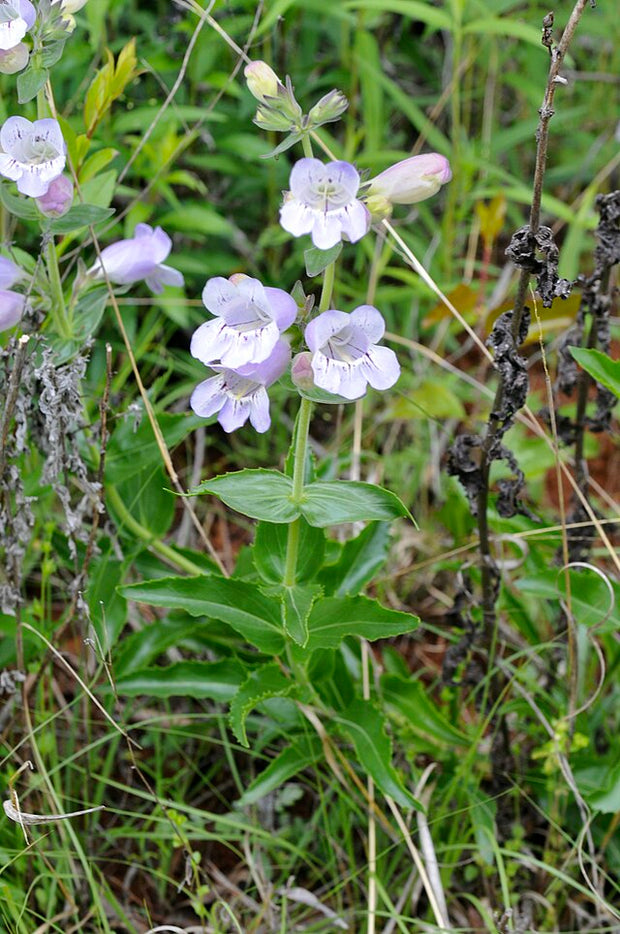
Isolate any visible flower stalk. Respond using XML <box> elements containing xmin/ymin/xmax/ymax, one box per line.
<box><xmin>283</xmin><ymin>396</ymin><xmax>313</xmax><ymax>588</ymax></box>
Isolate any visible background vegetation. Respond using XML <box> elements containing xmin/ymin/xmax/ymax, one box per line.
<box><xmin>0</xmin><ymin>0</ymin><xmax>618</xmax><ymax>931</ymax></box>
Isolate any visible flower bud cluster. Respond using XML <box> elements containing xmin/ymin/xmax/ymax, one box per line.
<box><xmin>244</xmin><ymin>60</ymin><xmax>349</xmax><ymax>144</ymax></box>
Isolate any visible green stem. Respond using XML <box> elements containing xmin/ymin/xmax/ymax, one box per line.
<box><xmin>44</xmin><ymin>238</ymin><xmax>72</xmax><ymax>340</ymax></box>
<box><xmin>301</xmin><ymin>134</ymin><xmax>314</xmax><ymax>158</ymax></box>
<box><xmin>283</xmin><ymin>397</ymin><xmax>314</xmax><ymax>587</ymax></box>
<box><xmin>106</xmin><ymin>485</ymin><xmax>206</xmax><ymax>576</ymax></box>
<box><xmin>319</xmin><ymin>260</ymin><xmax>335</xmax><ymax>312</ymax></box>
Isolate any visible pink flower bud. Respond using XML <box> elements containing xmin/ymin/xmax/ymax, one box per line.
<box><xmin>36</xmin><ymin>174</ymin><xmax>73</xmax><ymax>217</ymax></box>
<box><xmin>366</xmin><ymin>153</ymin><xmax>452</xmax><ymax>207</ymax></box>
<box><xmin>291</xmin><ymin>352</ymin><xmax>316</xmax><ymax>392</ymax></box>
<box><xmin>244</xmin><ymin>61</ymin><xmax>283</xmax><ymax>104</ymax></box>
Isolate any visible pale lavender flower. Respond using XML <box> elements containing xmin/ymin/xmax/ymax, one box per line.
<box><xmin>52</xmin><ymin>0</ymin><xmax>88</xmax><ymax>11</ymax></box>
<box><xmin>365</xmin><ymin>153</ymin><xmax>452</xmax><ymax>214</ymax></box>
<box><xmin>190</xmin><ymin>339</ymin><xmax>290</xmax><ymax>434</ymax></box>
<box><xmin>0</xmin><ymin>0</ymin><xmax>35</xmax><ymax>51</ymax></box>
<box><xmin>280</xmin><ymin>158</ymin><xmax>370</xmax><ymax>250</ymax></box>
<box><xmin>87</xmin><ymin>223</ymin><xmax>184</xmax><ymax>293</ymax></box>
<box><xmin>0</xmin><ymin>290</ymin><xmax>25</xmax><ymax>331</ymax></box>
<box><xmin>0</xmin><ymin>41</ymin><xmax>28</xmax><ymax>73</ymax></box>
<box><xmin>36</xmin><ymin>174</ymin><xmax>73</xmax><ymax>217</ymax></box>
<box><xmin>305</xmin><ymin>305</ymin><xmax>400</xmax><ymax>400</ymax></box>
<box><xmin>191</xmin><ymin>274</ymin><xmax>297</xmax><ymax>369</ymax></box>
<box><xmin>0</xmin><ymin>117</ymin><xmax>66</xmax><ymax>197</ymax></box>
<box><xmin>0</xmin><ymin>256</ymin><xmax>22</xmax><ymax>289</ymax></box>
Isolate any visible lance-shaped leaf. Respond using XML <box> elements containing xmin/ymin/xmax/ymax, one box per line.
<box><xmin>238</xmin><ymin>735</ymin><xmax>323</xmax><ymax>806</ymax></box>
<box><xmin>318</xmin><ymin>522</ymin><xmax>391</xmax><ymax>596</ymax></box>
<box><xmin>116</xmin><ymin>659</ymin><xmax>244</xmax><ymax>701</ymax></box>
<box><xmin>192</xmin><ymin>469</ymin><xmax>299</xmax><ymax>523</ymax></box>
<box><xmin>121</xmin><ymin>576</ymin><xmax>285</xmax><ymax>654</ymax></box>
<box><xmin>336</xmin><ymin>699</ymin><xmax>421</xmax><ymax>810</ymax></box>
<box><xmin>301</xmin><ymin>480</ymin><xmax>411</xmax><ymax>527</ymax></box>
<box><xmin>306</xmin><ymin>595</ymin><xmax>419</xmax><ymax>651</ymax></box>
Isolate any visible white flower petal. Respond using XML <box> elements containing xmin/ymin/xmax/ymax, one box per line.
<box><xmin>349</xmin><ymin>304</ymin><xmax>385</xmax><ymax>343</ymax></box>
<box><xmin>279</xmin><ymin>200</ymin><xmax>315</xmax><ymax>237</ymax></box>
<box><xmin>248</xmin><ymin>387</ymin><xmax>271</xmax><ymax>432</ymax></box>
<box><xmin>0</xmin><ymin>115</ymin><xmax>31</xmax><ymax>155</ymax></box>
<box><xmin>190</xmin><ymin>376</ymin><xmax>226</xmax><ymax>418</ymax></box>
<box><xmin>359</xmin><ymin>345</ymin><xmax>400</xmax><ymax>390</ymax></box>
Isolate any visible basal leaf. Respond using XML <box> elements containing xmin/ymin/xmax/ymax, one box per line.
<box><xmin>121</xmin><ymin>576</ymin><xmax>285</xmax><ymax>654</ymax></box>
<box><xmin>192</xmin><ymin>469</ymin><xmax>299</xmax><ymax>523</ymax></box>
<box><xmin>306</xmin><ymin>595</ymin><xmax>419</xmax><ymax>650</ymax></box>
<box><xmin>318</xmin><ymin>522</ymin><xmax>390</xmax><ymax>596</ymax></box>
<box><xmin>300</xmin><ymin>481</ymin><xmax>411</xmax><ymax>527</ymax></box>
<box><xmin>381</xmin><ymin>674</ymin><xmax>469</xmax><ymax>747</ymax></box>
<box><xmin>116</xmin><ymin>659</ymin><xmax>243</xmax><ymax>701</ymax></box>
<box><xmin>237</xmin><ymin>735</ymin><xmax>323</xmax><ymax>805</ymax></box>
<box><xmin>229</xmin><ymin>662</ymin><xmax>298</xmax><ymax>747</ymax></box>
<box><xmin>336</xmin><ymin>699</ymin><xmax>421</xmax><ymax>810</ymax></box>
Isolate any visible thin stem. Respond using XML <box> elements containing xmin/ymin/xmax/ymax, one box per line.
<box><xmin>106</xmin><ymin>485</ymin><xmax>206</xmax><ymax>576</ymax></box>
<box><xmin>283</xmin><ymin>397</ymin><xmax>313</xmax><ymax>587</ymax></box>
<box><xmin>319</xmin><ymin>260</ymin><xmax>335</xmax><ymax>312</ymax></box>
<box><xmin>301</xmin><ymin>134</ymin><xmax>314</xmax><ymax>158</ymax></box>
<box><xmin>44</xmin><ymin>238</ymin><xmax>72</xmax><ymax>339</ymax></box>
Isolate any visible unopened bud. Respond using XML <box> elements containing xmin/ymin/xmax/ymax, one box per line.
<box><xmin>0</xmin><ymin>43</ymin><xmax>29</xmax><ymax>75</ymax></box>
<box><xmin>244</xmin><ymin>60</ymin><xmax>283</xmax><ymax>104</ymax></box>
<box><xmin>291</xmin><ymin>352</ymin><xmax>316</xmax><ymax>392</ymax></box>
<box><xmin>52</xmin><ymin>0</ymin><xmax>88</xmax><ymax>12</ymax></box>
<box><xmin>366</xmin><ymin>153</ymin><xmax>452</xmax><ymax>207</ymax></box>
<box><xmin>36</xmin><ymin>175</ymin><xmax>73</xmax><ymax>217</ymax></box>
<box><xmin>307</xmin><ymin>89</ymin><xmax>348</xmax><ymax>128</ymax></box>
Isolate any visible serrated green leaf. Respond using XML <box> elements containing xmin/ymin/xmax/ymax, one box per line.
<box><xmin>253</xmin><ymin>520</ymin><xmax>325</xmax><ymax>584</ymax></box>
<box><xmin>300</xmin><ymin>480</ymin><xmax>411</xmax><ymax>527</ymax></box>
<box><xmin>192</xmin><ymin>469</ymin><xmax>299</xmax><ymax>523</ymax></box>
<box><xmin>306</xmin><ymin>595</ymin><xmax>419</xmax><ymax>650</ymax></box>
<box><xmin>304</xmin><ymin>243</ymin><xmax>342</xmax><ymax>278</ymax></box>
<box><xmin>381</xmin><ymin>674</ymin><xmax>469</xmax><ymax>746</ymax></box>
<box><xmin>278</xmin><ymin>583</ymin><xmax>323</xmax><ymax>645</ymax></box>
<box><xmin>336</xmin><ymin>699</ymin><xmax>421</xmax><ymax>809</ymax></box>
<box><xmin>570</xmin><ymin>347</ymin><xmax>620</xmax><ymax>399</ymax></box>
<box><xmin>49</xmin><ymin>204</ymin><xmax>114</xmax><ymax>234</ymax></box>
<box><xmin>319</xmin><ymin>522</ymin><xmax>390</xmax><ymax>596</ymax></box>
<box><xmin>237</xmin><ymin>735</ymin><xmax>323</xmax><ymax>805</ymax></box>
<box><xmin>121</xmin><ymin>576</ymin><xmax>285</xmax><ymax>654</ymax></box>
<box><xmin>116</xmin><ymin>659</ymin><xmax>243</xmax><ymax>701</ymax></box>
<box><xmin>229</xmin><ymin>663</ymin><xmax>297</xmax><ymax>747</ymax></box>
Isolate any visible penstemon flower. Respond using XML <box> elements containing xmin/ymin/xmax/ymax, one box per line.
<box><xmin>0</xmin><ymin>117</ymin><xmax>66</xmax><ymax>197</ymax></box>
<box><xmin>191</xmin><ymin>339</ymin><xmax>291</xmax><ymax>434</ymax></box>
<box><xmin>191</xmin><ymin>274</ymin><xmax>297</xmax><ymax>369</ymax></box>
<box><xmin>304</xmin><ymin>305</ymin><xmax>400</xmax><ymax>400</ymax></box>
<box><xmin>365</xmin><ymin>153</ymin><xmax>452</xmax><ymax>217</ymax></box>
<box><xmin>87</xmin><ymin>223</ymin><xmax>184</xmax><ymax>293</ymax></box>
<box><xmin>0</xmin><ymin>255</ymin><xmax>23</xmax><ymax>289</ymax></box>
<box><xmin>0</xmin><ymin>289</ymin><xmax>25</xmax><ymax>331</ymax></box>
<box><xmin>0</xmin><ymin>41</ymin><xmax>28</xmax><ymax>73</ymax></box>
<box><xmin>0</xmin><ymin>0</ymin><xmax>35</xmax><ymax>51</ymax></box>
<box><xmin>280</xmin><ymin>158</ymin><xmax>370</xmax><ymax>250</ymax></box>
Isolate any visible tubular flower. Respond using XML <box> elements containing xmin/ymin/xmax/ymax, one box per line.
<box><xmin>0</xmin><ymin>289</ymin><xmax>25</xmax><ymax>331</ymax></box>
<box><xmin>365</xmin><ymin>153</ymin><xmax>452</xmax><ymax>216</ymax></box>
<box><xmin>87</xmin><ymin>223</ymin><xmax>184</xmax><ymax>293</ymax></box>
<box><xmin>0</xmin><ymin>255</ymin><xmax>23</xmax><ymax>289</ymax></box>
<box><xmin>305</xmin><ymin>305</ymin><xmax>400</xmax><ymax>400</ymax></box>
<box><xmin>280</xmin><ymin>158</ymin><xmax>370</xmax><ymax>250</ymax></box>
<box><xmin>190</xmin><ymin>339</ymin><xmax>290</xmax><ymax>434</ymax></box>
<box><xmin>191</xmin><ymin>274</ymin><xmax>297</xmax><ymax>370</ymax></box>
<box><xmin>0</xmin><ymin>117</ymin><xmax>66</xmax><ymax>197</ymax></box>
<box><xmin>0</xmin><ymin>0</ymin><xmax>35</xmax><ymax>51</ymax></box>
<box><xmin>36</xmin><ymin>174</ymin><xmax>73</xmax><ymax>217</ymax></box>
